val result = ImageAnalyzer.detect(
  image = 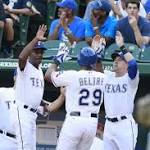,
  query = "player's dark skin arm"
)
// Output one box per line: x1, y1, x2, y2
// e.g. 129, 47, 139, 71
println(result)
46, 95, 65, 112
19, 25, 47, 70
45, 63, 58, 83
